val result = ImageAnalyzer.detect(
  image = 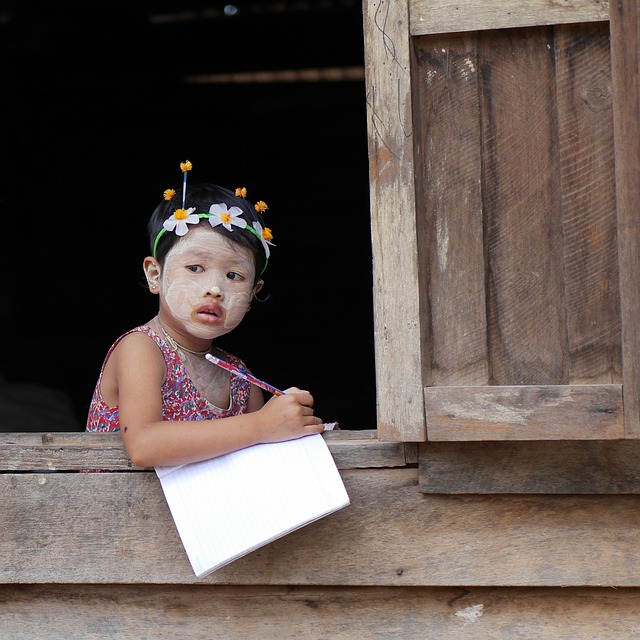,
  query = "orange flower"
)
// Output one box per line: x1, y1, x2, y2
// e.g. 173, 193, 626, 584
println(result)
262, 227, 273, 242
235, 187, 247, 198
255, 200, 268, 213
180, 160, 193, 172
164, 188, 176, 201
